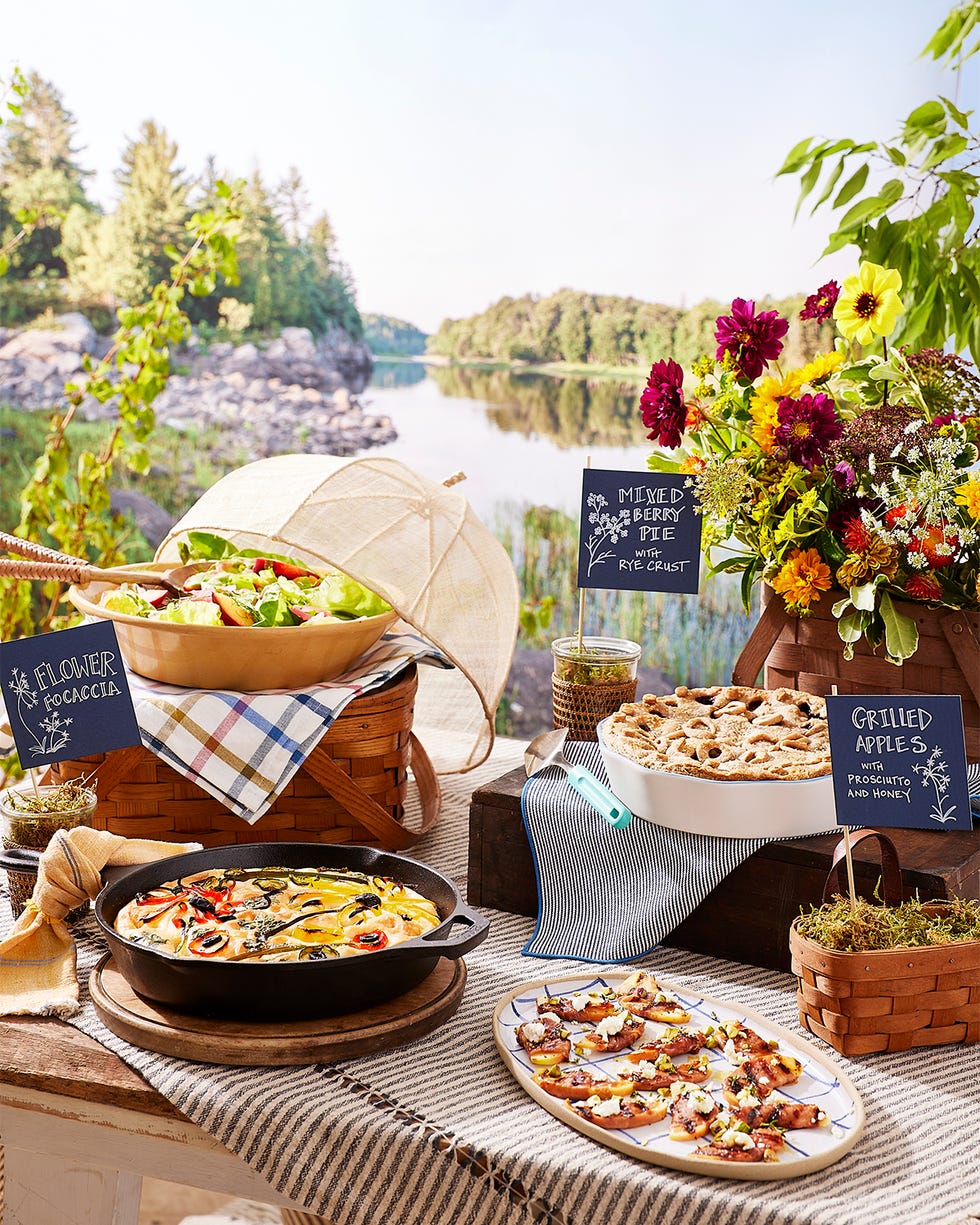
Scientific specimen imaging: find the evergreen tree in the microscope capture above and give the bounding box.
[0,71,91,278]
[111,121,191,304]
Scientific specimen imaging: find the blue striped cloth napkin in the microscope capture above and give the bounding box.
[522,751,980,963]
[520,741,770,962]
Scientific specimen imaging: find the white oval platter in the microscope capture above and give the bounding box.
[494,971,864,1181]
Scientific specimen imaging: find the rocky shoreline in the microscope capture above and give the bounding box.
[0,314,393,465]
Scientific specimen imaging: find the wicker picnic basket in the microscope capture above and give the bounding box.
[790,830,980,1056]
[733,586,980,762]
[45,666,440,852]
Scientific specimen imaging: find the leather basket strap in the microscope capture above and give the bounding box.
[824,828,904,906]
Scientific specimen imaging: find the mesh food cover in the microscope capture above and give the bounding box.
[155,453,520,771]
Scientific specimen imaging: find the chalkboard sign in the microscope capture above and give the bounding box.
[0,621,141,768]
[577,469,701,593]
[826,694,972,830]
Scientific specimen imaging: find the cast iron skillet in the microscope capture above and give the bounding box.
[94,842,490,1020]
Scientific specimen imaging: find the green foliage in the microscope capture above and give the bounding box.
[0,184,243,642]
[495,503,756,684]
[429,289,827,373]
[777,1,980,356]
[362,313,428,356]
[0,70,88,280]
[0,74,361,341]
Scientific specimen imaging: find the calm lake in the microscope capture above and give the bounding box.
[359,361,757,688]
[361,361,650,524]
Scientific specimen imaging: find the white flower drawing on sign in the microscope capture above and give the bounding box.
[585,493,631,576]
[912,746,957,824]
[7,666,73,757]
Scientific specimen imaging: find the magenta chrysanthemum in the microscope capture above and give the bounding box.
[800,281,841,323]
[714,298,789,380]
[775,392,843,470]
[639,358,687,448]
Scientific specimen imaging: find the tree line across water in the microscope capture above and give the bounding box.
[0,72,361,339]
[428,287,834,371]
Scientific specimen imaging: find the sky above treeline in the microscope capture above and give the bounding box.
[3,0,970,333]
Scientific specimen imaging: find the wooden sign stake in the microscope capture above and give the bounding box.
[576,456,591,654]
[830,684,858,912]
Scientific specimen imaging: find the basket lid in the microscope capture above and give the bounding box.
[155,454,519,772]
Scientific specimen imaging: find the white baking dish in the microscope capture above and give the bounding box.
[597,717,839,839]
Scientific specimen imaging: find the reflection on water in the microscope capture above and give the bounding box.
[369,360,428,389]
[363,363,755,686]
[425,363,646,448]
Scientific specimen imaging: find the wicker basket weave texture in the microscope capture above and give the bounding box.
[789,831,980,1056]
[790,921,980,1056]
[48,667,425,849]
[551,677,638,742]
[758,586,980,761]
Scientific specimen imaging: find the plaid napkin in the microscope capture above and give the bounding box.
[128,632,450,823]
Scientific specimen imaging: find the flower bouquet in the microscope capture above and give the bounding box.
[642,262,980,665]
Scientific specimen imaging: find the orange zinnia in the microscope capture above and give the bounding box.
[771,548,833,611]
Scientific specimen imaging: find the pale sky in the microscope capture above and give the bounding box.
[3,0,969,332]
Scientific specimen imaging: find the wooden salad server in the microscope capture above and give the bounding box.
[0,532,200,597]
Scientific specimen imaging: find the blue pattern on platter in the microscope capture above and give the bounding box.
[495,972,865,1180]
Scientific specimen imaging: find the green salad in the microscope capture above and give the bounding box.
[100,532,392,629]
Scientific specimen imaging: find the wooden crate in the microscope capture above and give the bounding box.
[468,765,980,971]
[48,665,439,851]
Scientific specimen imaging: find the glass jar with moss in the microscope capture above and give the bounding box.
[551,636,641,741]
[0,781,98,918]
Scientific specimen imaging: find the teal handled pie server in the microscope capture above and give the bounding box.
[524,727,632,829]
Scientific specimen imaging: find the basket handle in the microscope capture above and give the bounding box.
[302,733,440,850]
[824,829,904,906]
[731,593,791,686]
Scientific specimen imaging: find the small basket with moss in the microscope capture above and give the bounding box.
[0,780,97,918]
[789,830,980,1056]
[551,636,641,741]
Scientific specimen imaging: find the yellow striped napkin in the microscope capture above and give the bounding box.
[0,826,199,1018]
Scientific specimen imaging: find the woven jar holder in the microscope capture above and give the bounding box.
[551,676,638,742]
[790,829,980,1056]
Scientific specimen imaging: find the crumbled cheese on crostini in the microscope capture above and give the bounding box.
[594,1012,628,1038]
[719,1128,755,1149]
[586,1095,622,1118]
[724,1038,751,1065]
[670,1084,714,1113]
[569,992,594,1011]
[522,1021,546,1044]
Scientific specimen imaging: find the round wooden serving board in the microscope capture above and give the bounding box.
[90,954,466,1065]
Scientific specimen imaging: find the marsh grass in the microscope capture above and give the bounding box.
[496,501,758,687]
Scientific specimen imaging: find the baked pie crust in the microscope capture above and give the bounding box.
[602,685,831,781]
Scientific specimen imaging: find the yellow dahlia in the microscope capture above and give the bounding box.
[954,478,980,520]
[750,369,803,451]
[795,350,846,386]
[771,547,833,611]
[833,261,904,345]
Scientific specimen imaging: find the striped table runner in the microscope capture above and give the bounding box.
[11,736,979,1225]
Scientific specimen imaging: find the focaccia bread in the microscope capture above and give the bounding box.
[602,684,831,781]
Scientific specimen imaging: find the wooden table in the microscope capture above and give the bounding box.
[0,1018,326,1224]
[2,735,979,1225]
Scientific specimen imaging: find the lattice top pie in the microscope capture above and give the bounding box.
[602,684,831,781]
